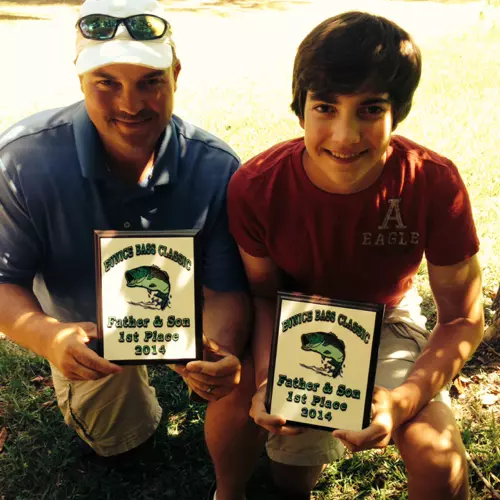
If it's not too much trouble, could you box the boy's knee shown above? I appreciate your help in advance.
[207,362,256,429]
[272,476,313,500]
[395,404,467,488]
[270,462,323,500]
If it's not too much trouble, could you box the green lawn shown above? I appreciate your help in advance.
[0,1,499,499]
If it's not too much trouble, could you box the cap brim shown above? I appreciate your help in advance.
[75,39,173,75]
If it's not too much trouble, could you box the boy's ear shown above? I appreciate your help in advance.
[299,116,305,129]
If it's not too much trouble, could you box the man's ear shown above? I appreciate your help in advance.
[173,60,182,91]
[299,116,305,130]
[79,74,84,94]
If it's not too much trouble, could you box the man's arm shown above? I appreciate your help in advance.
[333,255,484,450]
[174,286,252,401]
[0,283,122,380]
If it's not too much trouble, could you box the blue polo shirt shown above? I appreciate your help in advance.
[0,101,247,323]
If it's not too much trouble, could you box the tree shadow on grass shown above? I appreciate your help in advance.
[0,0,81,4]
[0,13,49,20]
[0,0,311,12]
[389,0,482,3]
[167,0,311,13]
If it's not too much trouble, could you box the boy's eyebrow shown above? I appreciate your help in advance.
[360,97,391,106]
[309,92,391,106]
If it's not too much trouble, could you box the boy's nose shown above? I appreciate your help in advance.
[330,117,361,146]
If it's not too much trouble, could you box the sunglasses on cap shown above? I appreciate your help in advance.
[77,14,169,41]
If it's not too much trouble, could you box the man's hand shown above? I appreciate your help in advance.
[171,335,242,402]
[249,382,305,436]
[49,322,122,381]
[332,386,405,452]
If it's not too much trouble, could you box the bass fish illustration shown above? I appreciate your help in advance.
[300,332,346,378]
[125,265,171,310]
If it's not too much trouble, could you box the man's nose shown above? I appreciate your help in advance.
[117,86,143,116]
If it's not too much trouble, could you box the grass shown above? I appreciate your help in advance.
[1,1,500,499]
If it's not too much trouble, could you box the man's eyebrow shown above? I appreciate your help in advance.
[141,70,166,79]
[90,70,166,79]
[91,70,116,79]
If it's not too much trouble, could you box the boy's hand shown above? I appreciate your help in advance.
[249,382,305,436]
[332,386,404,452]
[50,322,122,380]
[170,335,241,402]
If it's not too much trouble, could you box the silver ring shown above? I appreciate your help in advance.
[207,385,214,394]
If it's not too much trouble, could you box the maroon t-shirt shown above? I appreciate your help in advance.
[228,135,479,307]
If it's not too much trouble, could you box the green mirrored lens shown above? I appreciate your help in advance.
[127,15,167,40]
[80,15,117,40]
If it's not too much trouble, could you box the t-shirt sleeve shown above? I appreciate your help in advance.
[227,167,269,258]
[425,160,479,266]
[201,159,248,292]
[0,154,42,288]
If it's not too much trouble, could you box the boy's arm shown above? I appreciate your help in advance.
[333,254,484,451]
[202,287,251,357]
[393,254,483,421]
[238,248,304,436]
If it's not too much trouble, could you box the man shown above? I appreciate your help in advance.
[0,0,250,459]
[207,12,484,500]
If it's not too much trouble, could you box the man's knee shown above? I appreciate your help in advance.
[52,365,161,456]
[394,402,467,490]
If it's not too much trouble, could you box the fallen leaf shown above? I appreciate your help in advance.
[481,394,498,406]
[41,400,55,408]
[30,376,53,388]
[0,427,8,452]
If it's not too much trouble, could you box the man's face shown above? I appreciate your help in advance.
[80,62,181,158]
[300,91,393,194]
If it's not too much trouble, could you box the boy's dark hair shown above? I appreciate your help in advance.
[291,11,422,128]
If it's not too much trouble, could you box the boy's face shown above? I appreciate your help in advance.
[300,91,393,194]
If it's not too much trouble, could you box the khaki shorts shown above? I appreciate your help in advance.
[266,321,451,466]
[51,364,162,457]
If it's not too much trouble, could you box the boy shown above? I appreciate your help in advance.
[207,11,483,500]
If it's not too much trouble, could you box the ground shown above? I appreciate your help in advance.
[0,0,499,498]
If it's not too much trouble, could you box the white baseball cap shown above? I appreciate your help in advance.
[75,0,175,75]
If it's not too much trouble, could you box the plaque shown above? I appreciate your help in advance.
[94,230,202,364]
[266,292,384,432]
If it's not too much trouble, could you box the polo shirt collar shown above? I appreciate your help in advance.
[73,102,179,187]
